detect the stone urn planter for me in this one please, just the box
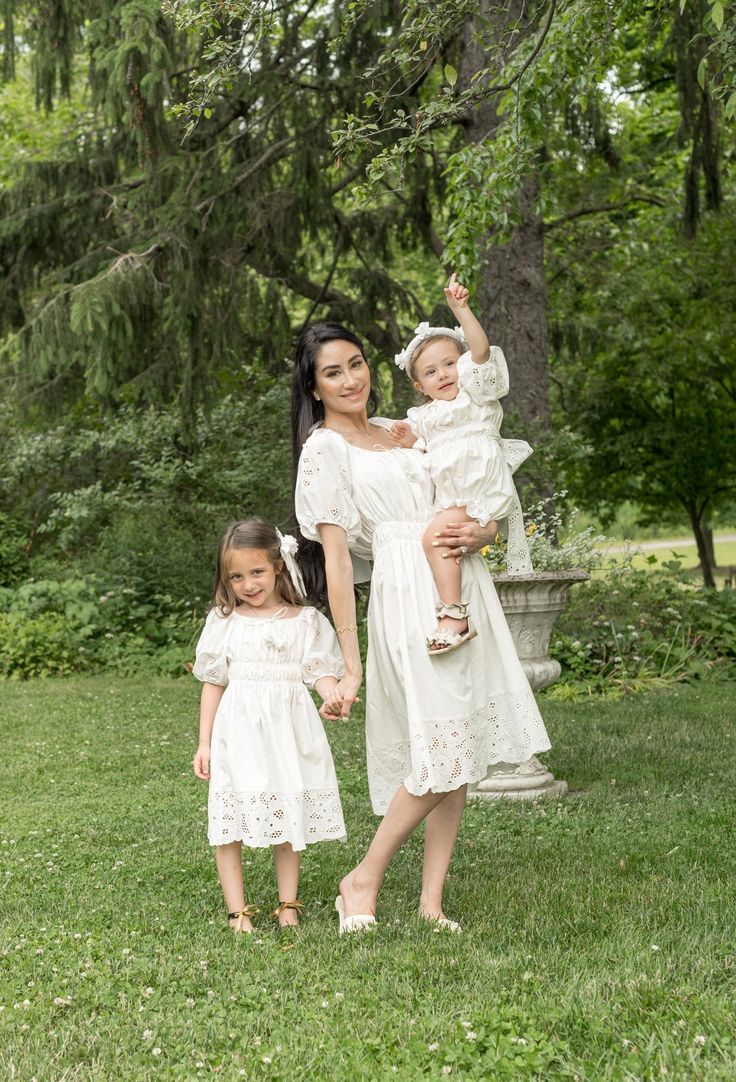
[469,569,589,802]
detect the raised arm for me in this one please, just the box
[444,272,490,366]
[318,523,362,718]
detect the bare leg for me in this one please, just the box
[420,784,467,919]
[215,842,253,932]
[339,784,461,918]
[423,508,474,646]
[273,842,301,926]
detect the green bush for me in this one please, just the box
[549,562,736,698]
[0,611,81,678]
[0,574,202,679]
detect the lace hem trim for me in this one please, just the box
[208,788,346,850]
[366,686,550,814]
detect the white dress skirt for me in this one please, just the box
[295,425,552,815]
[192,605,347,850]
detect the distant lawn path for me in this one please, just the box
[1,678,734,1080]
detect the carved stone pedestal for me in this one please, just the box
[469,570,589,803]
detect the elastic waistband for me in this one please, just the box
[372,520,426,556]
[426,424,500,450]
[228,661,303,684]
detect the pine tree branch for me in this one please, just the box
[543,195,667,231]
[194,122,323,216]
[249,260,400,356]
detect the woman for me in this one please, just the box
[292,322,551,933]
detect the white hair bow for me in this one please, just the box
[393,322,468,377]
[276,530,307,600]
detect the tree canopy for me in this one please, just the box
[0,0,734,588]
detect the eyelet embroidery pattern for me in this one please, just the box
[367,688,545,814]
[208,789,347,849]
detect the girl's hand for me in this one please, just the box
[192,744,211,780]
[319,685,346,721]
[444,272,470,313]
[329,673,362,720]
[432,520,498,564]
[389,421,417,449]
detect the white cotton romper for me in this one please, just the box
[407,347,534,574]
[192,605,346,850]
[295,425,551,815]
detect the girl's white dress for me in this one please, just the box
[295,425,551,815]
[407,347,533,574]
[193,606,346,850]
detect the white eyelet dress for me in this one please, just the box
[295,426,552,815]
[192,606,346,850]
[407,348,534,575]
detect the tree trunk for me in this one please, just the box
[459,2,550,432]
[686,503,717,588]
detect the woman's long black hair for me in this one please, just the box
[290,321,380,606]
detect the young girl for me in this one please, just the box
[191,519,350,932]
[391,274,533,654]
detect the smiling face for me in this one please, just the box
[411,337,463,401]
[225,547,282,610]
[313,339,371,418]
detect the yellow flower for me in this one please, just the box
[480,546,490,556]
[525,523,538,536]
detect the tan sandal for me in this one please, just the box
[227,903,260,934]
[426,601,477,655]
[270,899,305,927]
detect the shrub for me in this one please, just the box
[0,574,202,679]
[548,561,736,698]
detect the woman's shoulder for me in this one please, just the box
[301,425,344,452]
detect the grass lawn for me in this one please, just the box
[1,678,735,1080]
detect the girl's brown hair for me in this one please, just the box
[213,519,305,615]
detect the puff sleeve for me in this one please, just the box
[295,429,362,546]
[405,405,429,449]
[458,345,510,403]
[301,607,345,689]
[191,607,232,686]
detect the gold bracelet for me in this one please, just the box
[336,624,357,634]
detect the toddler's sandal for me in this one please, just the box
[426,601,477,656]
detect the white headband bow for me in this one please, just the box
[393,321,468,377]
[276,529,307,600]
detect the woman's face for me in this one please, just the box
[313,339,371,417]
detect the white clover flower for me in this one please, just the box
[143,987,154,997]
[465,1031,477,1041]
[262,1056,272,1065]
[442,1068,453,1076]
[428,1042,439,1052]
[152,1047,162,1056]
[461,1020,471,1029]
[143,1030,153,1039]
[185,997,195,1008]
[651,944,660,952]
[694,1035,706,1046]
[511,1037,528,1045]
[321,999,329,1008]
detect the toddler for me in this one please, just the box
[391,275,532,653]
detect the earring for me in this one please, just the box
[313,392,321,401]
